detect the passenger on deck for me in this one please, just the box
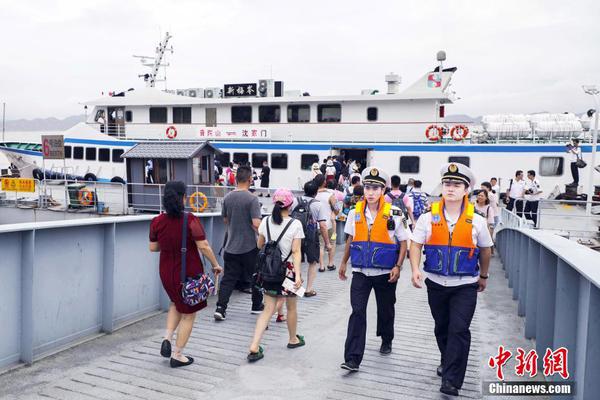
[505,170,525,217]
[524,170,543,226]
[314,174,339,272]
[409,163,493,396]
[339,166,409,372]
[149,181,223,368]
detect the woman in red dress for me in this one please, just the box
[149,181,223,368]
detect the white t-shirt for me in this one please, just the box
[524,179,543,201]
[474,203,495,225]
[508,179,526,199]
[258,216,305,260]
[325,166,336,176]
[569,146,582,162]
[488,191,499,215]
[344,205,410,277]
[411,209,494,287]
[315,189,335,229]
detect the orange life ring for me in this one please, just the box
[450,125,469,141]
[425,125,442,141]
[166,126,177,139]
[189,191,208,212]
[78,189,94,206]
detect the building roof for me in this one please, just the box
[121,141,222,159]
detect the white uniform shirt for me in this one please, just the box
[508,179,526,199]
[569,146,582,162]
[411,210,494,287]
[524,179,542,201]
[345,205,410,277]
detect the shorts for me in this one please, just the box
[262,262,297,297]
[302,237,320,264]
[319,228,335,250]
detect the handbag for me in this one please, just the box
[576,156,587,168]
[180,212,215,306]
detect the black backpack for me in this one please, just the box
[257,218,294,283]
[291,197,318,247]
[388,192,407,214]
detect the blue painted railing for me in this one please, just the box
[496,225,600,400]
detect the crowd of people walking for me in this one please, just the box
[150,159,500,397]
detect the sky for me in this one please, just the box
[1,0,599,120]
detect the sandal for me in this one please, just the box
[304,290,317,297]
[287,335,305,349]
[327,265,336,271]
[247,346,264,362]
[276,314,286,323]
[318,267,326,272]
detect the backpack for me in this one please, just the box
[227,169,235,185]
[257,218,294,283]
[410,191,428,220]
[388,192,407,214]
[291,197,318,246]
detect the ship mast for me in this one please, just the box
[133,32,173,88]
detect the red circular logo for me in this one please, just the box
[166,126,177,139]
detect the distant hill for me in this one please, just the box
[4,115,85,131]
[445,114,482,124]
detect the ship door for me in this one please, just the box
[107,107,125,137]
[336,148,370,173]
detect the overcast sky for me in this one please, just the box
[1,0,599,120]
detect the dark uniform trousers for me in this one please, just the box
[425,278,478,389]
[217,248,263,310]
[344,271,397,365]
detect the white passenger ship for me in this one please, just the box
[1,33,598,194]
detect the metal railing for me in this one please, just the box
[535,199,600,235]
[495,226,600,399]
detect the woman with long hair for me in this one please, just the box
[247,188,305,362]
[474,190,495,237]
[149,181,223,368]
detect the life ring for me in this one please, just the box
[450,125,469,141]
[189,191,208,212]
[425,125,442,141]
[166,126,177,139]
[78,189,94,206]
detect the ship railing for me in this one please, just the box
[0,178,44,208]
[495,223,600,399]
[534,199,600,237]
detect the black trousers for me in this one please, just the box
[507,198,524,217]
[570,162,579,185]
[344,272,397,365]
[426,278,478,389]
[524,200,539,226]
[217,248,262,310]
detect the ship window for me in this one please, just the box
[125,111,132,122]
[206,108,217,127]
[448,156,470,167]
[112,149,124,163]
[73,146,84,160]
[98,148,110,162]
[271,153,288,169]
[85,147,96,161]
[318,104,341,122]
[252,153,268,168]
[288,105,310,123]
[367,107,378,121]
[301,154,320,170]
[259,105,281,123]
[149,107,167,123]
[173,107,192,124]
[64,146,72,159]
[399,156,420,173]
[233,152,249,165]
[231,106,252,123]
[540,157,564,176]
[216,152,230,166]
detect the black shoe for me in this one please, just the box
[436,364,443,377]
[160,339,171,358]
[440,380,459,396]
[340,360,360,372]
[251,304,265,314]
[214,306,226,321]
[379,341,392,355]
[170,356,194,368]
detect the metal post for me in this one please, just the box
[584,88,599,216]
[2,102,5,142]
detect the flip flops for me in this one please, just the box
[327,265,336,271]
[247,345,264,362]
[287,335,305,349]
[304,290,317,297]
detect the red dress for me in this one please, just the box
[149,213,207,313]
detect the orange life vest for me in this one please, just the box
[423,196,480,276]
[350,196,399,269]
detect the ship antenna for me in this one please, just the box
[133,32,173,87]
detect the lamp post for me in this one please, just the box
[582,85,599,216]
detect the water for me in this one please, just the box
[0,131,61,169]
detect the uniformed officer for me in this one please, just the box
[339,166,410,372]
[409,163,493,396]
